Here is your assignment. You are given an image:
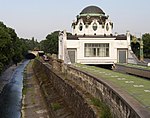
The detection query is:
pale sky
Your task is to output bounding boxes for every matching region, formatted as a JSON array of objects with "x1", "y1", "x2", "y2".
[{"x1": 0, "y1": 0, "x2": 150, "y2": 41}]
